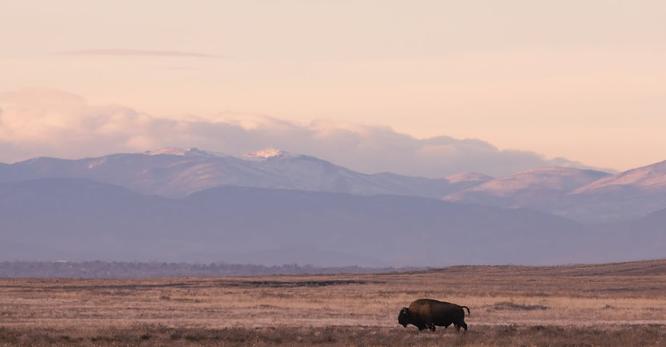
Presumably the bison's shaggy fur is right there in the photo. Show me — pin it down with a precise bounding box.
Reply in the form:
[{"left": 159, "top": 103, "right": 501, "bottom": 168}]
[{"left": 398, "top": 298, "right": 470, "bottom": 332}]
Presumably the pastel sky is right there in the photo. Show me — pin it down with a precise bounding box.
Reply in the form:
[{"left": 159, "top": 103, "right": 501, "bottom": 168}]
[{"left": 1, "top": 0, "right": 665, "bottom": 172}]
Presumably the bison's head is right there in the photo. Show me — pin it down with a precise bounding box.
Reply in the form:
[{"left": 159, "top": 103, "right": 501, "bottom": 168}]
[{"left": 398, "top": 307, "right": 410, "bottom": 327}]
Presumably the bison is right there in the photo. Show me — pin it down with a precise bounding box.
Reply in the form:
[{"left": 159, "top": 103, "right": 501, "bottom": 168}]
[{"left": 398, "top": 298, "right": 470, "bottom": 332}]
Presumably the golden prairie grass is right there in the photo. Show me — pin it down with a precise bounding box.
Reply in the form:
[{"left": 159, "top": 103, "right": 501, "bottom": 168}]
[
  {"left": 2, "top": 325, "right": 666, "bottom": 347},
  {"left": 1, "top": 259, "right": 666, "bottom": 345}
]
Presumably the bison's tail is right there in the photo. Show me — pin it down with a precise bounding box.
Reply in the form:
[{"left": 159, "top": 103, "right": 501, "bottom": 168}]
[{"left": 461, "top": 306, "right": 470, "bottom": 316}]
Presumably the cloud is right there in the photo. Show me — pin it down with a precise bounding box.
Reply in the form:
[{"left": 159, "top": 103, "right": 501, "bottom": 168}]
[
  {"left": 58, "top": 49, "right": 220, "bottom": 59},
  {"left": 0, "top": 89, "right": 589, "bottom": 177}
]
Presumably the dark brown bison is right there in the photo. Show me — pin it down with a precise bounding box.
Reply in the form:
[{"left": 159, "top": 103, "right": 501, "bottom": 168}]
[{"left": 398, "top": 298, "right": 470, "bottom": 332}]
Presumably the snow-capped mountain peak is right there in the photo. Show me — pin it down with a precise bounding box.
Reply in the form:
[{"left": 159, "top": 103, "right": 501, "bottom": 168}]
[
  {"left": 144, "top": 147, "right": 215, "bottom": 157},
  {"left": 144, "top": 147, "right": 189, "bottom": 156},
  {"left": 574, "top": 160, "right": 666, "bottom": 193},
  {"left": 245, "top": 147, "right": 289, "bottom": 160},
  {"left": 458, "top": 167, "right": 610, "bottom": 196}
]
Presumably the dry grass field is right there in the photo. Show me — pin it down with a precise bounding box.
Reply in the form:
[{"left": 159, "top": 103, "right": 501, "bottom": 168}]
[{"left": 2, "top": 259, "right": 666, "bottom": 346}]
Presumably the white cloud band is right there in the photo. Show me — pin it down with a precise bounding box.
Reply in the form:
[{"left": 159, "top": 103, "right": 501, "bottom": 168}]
[{"left": 0, "top": 89, "right": 585, "bottom": 177}]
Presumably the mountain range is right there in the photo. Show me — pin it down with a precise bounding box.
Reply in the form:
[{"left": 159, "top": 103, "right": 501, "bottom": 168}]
[
  {"left": 446, "top": 161, "right": 666, "bottom": 222},
  {"left": 0, "top": 148, "right": 481, "bottom": 199},
  {"left": 2, "top": 148, "right": 666, "bottom": 222},
  {"left": 0, "top": 148, "right": 665, "bottom": 266}
]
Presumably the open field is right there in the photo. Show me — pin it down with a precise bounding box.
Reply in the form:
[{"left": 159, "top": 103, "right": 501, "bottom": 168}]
[{"left": 2, "top": 259, "right": 666, "bottom": 346}]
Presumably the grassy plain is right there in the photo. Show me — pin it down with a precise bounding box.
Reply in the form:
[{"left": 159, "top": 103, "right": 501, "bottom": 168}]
[{"left": 1, "top": 259, "right": 666, "bottom": 346}]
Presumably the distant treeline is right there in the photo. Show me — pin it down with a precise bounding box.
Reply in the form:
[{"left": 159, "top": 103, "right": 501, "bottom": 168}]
[{"left": 0, "top": 261, "right": 414, "bottom": 278}]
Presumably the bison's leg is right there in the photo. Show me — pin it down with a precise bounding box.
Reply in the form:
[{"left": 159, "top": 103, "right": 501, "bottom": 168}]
[
  {"left": 428, "top": 323, "right": 436, "bottom": 332},
  {"left": 454, "top": 321, "right": 468, "bottom": 332}
]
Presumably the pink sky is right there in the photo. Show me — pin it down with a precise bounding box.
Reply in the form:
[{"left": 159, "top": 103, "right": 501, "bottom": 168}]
[{"left": 1, "top": 1, "right": 665, "bottom": 171}]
